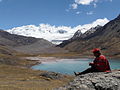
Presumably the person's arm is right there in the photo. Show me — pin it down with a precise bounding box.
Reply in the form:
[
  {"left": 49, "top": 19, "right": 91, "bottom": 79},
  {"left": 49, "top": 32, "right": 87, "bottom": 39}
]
[{"left": 89, "top": 62, "right": 95, "bottom": 67}]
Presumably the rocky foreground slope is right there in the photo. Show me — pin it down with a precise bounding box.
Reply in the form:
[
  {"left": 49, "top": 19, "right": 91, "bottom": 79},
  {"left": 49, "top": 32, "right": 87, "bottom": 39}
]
[{"left": 57, "top": 71, "right": 120, "bottom": 90}]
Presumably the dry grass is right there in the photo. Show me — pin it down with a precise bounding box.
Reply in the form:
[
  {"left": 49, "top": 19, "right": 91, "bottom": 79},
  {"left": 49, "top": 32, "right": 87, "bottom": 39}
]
[
  {"left": 0, "top": 51, "right": 74, "bottom": 90},
  {"left": 0, "top": 64, "right": 74, "bottom": 90},
  {"left": 37, "top": 52, "right": 81, "bottom": 58}
]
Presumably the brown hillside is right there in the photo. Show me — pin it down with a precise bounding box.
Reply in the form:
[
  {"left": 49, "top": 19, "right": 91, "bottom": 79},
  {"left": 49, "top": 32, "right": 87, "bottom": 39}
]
[{"left": 58, "top": 15, "right": 120, "bottom": 57}]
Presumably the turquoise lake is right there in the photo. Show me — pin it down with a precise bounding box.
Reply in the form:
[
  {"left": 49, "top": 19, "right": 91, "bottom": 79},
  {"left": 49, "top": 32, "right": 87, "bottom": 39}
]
[{"left": 32, "top": 58, "right": 120, "bottom": 75}]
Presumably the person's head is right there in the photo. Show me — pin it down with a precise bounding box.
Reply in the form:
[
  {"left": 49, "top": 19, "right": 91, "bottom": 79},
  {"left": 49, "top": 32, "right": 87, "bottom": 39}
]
[{"left": 92, "top": 48, "right": 101, "bottom": 57}]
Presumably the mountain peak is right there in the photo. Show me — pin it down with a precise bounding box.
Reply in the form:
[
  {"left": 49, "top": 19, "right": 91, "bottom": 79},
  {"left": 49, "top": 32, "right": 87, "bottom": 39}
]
[{"left": 116, "top": 14, "right": 120, "bottom": 19}]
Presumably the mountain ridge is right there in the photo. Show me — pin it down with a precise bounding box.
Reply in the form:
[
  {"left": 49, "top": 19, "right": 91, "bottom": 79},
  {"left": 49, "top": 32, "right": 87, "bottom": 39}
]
[
  {"left": 0, "top": 30, "right": 67, "bottom": 54},
  {"left": 58, "top": 14, "right": 120, "bottom": 57},
  {"left": 57, "top": 25, "right": 102, "bottom": 48},
  {"left": 6, "top": 18, "right": 109, "bottom": 44}
]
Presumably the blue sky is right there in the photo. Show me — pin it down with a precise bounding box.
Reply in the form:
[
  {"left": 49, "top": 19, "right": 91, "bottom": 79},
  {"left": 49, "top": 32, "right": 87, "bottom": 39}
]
[{"left": 0, "top": 0, "right": 120, "bottom": 29}]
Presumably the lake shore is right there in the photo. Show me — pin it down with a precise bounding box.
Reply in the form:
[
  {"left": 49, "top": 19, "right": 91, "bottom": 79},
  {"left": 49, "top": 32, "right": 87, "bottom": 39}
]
[
  {"left": 23, "top": 56, "right": 92, "bottom": 66},
  {"left": 23, "top": 55, "right": 120, "bottom": 75},
  {"left": 22, "top": 54, "right": 120, "bottom": 67}
]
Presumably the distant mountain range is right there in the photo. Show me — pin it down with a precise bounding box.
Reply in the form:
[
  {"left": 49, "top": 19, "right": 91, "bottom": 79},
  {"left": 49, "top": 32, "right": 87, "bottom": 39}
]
[
  {"left": 0, "top": 30, "right": 67, "bottom": 54},
  {"left": 58, "top": 14, "right": 120, "bottom": 58},
  {"left": 6, "top": 18, "right": 109, "bottom": 44},
  {"left": 0, "top": 15, "right": 119, "bottom": 58}
]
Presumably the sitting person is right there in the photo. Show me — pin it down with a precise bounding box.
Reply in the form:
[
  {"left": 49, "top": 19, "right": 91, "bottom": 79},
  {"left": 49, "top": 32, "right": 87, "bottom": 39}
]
[{"left": 74, "top": 48, "right": 111, "bottom": 76}]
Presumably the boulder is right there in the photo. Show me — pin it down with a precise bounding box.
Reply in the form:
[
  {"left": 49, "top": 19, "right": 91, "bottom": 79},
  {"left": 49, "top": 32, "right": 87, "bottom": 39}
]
[
  {"left": 39, "top": 72, "right": 64, "bottom": 80},
  {"left": 56, "top": 71, "right": 120, "bottom": 90}
]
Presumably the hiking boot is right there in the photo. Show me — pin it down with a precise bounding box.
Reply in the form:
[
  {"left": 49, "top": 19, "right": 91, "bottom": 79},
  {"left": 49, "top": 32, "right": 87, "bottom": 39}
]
[{"left": 74, "top": 72, "right": 81, "bottom": 76}]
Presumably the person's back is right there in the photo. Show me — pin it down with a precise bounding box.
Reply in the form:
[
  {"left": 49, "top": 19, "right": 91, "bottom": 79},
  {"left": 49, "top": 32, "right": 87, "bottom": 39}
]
[{"left": 93, "top": 55, "right": 111, "bottom": 72}]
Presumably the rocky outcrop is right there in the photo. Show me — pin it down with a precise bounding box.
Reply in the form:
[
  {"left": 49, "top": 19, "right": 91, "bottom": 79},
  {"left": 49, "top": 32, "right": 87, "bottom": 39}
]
[
  {"left": 72, "top": 25, "right": 102, "bottom": 40},
  {"left": 39, "top": 72, "right": 65, "bottom": 80},
  {"left": 57, "top": 71, "right": 120, "bottom": 90}
]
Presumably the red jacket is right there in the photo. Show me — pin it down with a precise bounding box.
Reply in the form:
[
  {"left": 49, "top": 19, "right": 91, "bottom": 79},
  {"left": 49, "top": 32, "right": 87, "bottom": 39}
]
[{"left": 92, "top": 55, "right": 111, "bottom": 72}]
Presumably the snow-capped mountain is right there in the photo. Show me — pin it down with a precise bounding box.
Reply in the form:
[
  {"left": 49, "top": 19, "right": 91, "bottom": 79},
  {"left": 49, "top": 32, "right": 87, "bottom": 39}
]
[
  {"left": 6, "top": 18, "right": 109, "bottom": 44},
  {"left": 71, "top": 25, "right": 102, "bottom": 40}
]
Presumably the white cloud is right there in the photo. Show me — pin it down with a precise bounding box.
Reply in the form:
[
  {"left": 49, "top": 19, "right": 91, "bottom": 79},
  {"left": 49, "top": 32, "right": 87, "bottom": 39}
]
[
  {"left": 76, "top": 11, "right": 81, "bottom": 14},
  {"left": 69, "top": 0, "right": 98, "bottom": 11},
  {"left": 75, "top": 0, "right": 97, "bottom": 5},
  {"left": 93, "top": 3, "right": 97, "bottom": 8},
  {"left": 71, "top": 3, "right": 78, "bottom": 9},
  {"left": 70, "top": 0, "right": 111, "bottom": 10},
  {"left": 86, "top": 11, "right": 94, "bottom": 15}
]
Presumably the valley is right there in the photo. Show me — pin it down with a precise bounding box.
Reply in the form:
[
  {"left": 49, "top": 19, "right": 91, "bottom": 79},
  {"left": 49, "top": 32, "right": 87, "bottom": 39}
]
[{"left": 0, "top": 14, "right": 120, "bottom": 90}]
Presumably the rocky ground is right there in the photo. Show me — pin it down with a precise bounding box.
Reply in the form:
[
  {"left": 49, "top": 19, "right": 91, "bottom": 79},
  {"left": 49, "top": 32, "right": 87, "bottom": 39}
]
[{"left": 57, "top": 70, "right": 120, "bottom": 90}]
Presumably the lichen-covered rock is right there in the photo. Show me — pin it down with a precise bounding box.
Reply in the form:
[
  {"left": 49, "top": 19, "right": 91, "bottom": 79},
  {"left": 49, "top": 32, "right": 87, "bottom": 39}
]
[
  {"left": 56, "top": 71, "right": 120, "bottom": 90},
  {"left": 39, "top": 72, "right": 64, "bottom": 80}
]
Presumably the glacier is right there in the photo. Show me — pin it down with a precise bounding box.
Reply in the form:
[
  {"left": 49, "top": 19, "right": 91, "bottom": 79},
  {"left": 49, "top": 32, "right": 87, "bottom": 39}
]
[{"left": 6, "top": 18, "right": 109, "bottom": 44}]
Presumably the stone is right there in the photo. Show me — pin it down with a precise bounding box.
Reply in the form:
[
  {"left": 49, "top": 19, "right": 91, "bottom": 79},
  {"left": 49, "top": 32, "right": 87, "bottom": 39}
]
[
  {"left": 56, "top": 71, "right": 120, "bottom": 90},
  {"left": 39, "top": 71, "right": 64, "bottom": 80}
]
